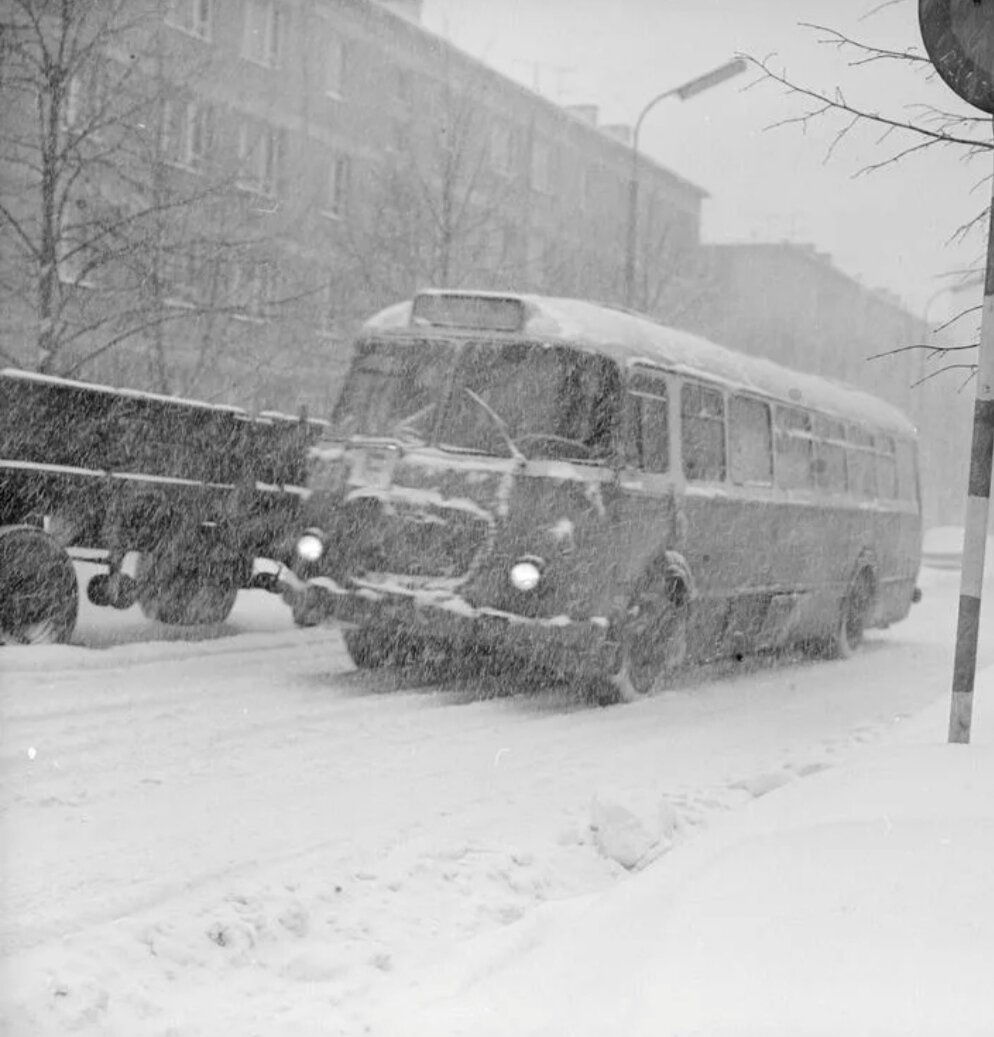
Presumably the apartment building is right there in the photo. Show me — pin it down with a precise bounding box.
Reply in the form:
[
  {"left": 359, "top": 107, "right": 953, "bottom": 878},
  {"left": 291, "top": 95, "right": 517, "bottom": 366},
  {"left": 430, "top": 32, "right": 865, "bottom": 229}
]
[{"left": 0, "top": 0, "right": 706, "bottom": 413}]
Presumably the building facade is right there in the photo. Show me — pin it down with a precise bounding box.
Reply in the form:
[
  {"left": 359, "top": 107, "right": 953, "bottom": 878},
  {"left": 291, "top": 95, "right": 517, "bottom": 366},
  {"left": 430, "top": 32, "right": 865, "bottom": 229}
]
[{"left": 0, "top": 0, "right": 705, "bottom": 413}]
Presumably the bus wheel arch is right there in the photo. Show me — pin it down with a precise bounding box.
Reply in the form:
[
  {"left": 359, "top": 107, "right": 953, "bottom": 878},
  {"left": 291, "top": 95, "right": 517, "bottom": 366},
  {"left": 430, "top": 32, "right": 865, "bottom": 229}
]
[
  {"left": 830, "top": 564, "right": 876, "bottom": 659},
  {"left": 603, "top": 551, "right": 694, "bottom": 703}
]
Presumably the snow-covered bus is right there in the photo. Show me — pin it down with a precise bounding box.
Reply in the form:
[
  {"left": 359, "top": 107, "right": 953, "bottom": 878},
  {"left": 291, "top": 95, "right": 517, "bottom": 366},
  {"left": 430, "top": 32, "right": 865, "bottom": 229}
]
[{"left": 283, "top": 290, "right": 922, "bottom": 701}]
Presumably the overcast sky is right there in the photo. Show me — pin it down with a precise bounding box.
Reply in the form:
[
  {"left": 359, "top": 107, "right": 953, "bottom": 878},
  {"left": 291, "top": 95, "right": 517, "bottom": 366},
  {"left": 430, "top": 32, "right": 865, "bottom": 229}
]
[{"left": 421, "top": 0, "right": 990, "bottom": 320}]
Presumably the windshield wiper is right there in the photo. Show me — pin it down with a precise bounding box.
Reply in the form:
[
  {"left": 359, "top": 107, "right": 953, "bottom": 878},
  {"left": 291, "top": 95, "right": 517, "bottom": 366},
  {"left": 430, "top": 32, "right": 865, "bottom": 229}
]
[{"left": 462, "top": 389, "right": 525, "bottom": 462}]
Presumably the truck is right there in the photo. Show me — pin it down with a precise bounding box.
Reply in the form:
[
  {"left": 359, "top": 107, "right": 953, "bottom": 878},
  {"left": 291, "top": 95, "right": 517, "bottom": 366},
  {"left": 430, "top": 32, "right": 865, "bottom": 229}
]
[{"left": 0, "top": 368, "right": 321, "bottom": 645}]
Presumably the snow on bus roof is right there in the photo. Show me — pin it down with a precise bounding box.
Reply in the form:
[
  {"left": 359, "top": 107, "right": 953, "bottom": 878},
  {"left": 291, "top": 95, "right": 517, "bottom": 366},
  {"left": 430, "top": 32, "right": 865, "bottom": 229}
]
[
  {"left": 361, "top": 291, "right": 916, "bottom": 436},
  {"left": 0, "top": 367, "right": 246, "bottom": 415}
]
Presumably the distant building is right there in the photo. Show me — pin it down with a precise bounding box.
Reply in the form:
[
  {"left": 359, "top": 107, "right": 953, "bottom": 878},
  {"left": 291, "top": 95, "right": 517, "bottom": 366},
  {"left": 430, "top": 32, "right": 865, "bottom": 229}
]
[{"left": 692, "top": 241, "right": 971, "bottom": 527}]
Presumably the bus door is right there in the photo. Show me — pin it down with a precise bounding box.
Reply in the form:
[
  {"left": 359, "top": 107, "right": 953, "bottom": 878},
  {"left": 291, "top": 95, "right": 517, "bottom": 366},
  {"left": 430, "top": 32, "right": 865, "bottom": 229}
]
[
  {"left": 611, "top": 368, "right": 679, "bottom": 589},
  {"left": 680, "top": 383, "right": 781, "bottom": 656}
]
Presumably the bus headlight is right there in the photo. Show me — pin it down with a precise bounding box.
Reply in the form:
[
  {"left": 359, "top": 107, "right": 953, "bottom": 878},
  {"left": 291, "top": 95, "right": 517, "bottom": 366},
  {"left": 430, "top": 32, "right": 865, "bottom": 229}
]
[
  {"left": 509, "top": 556, "right": 543, "bottom": 592},
  {"left": 296, "top": 529, "right": 326, "bottom": 563}
]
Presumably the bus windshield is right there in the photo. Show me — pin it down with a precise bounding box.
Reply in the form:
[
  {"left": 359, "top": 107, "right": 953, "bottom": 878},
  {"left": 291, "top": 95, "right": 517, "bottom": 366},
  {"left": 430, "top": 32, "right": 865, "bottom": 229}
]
[
  {"left": 438, "top": 342, "right": 620, "bottom": 461},
  {"left": 330, "top": 340, "right": 453, "bottom": 442}
]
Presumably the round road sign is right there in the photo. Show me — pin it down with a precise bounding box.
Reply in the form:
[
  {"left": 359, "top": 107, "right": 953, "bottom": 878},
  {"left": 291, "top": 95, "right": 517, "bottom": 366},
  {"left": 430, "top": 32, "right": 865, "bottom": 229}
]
[{"left": 920, "top": 0, "right": 994, "bottom": 113}]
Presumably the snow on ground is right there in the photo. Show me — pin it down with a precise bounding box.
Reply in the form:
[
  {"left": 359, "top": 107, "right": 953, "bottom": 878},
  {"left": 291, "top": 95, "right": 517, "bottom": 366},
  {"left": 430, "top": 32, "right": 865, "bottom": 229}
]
[
  {"left": 0, "top": 562, "right": 992, "bottom": 1035},
  {"left": 920, "top": 526, "right": 994, "bottom": 572},
  {"left": 375, "top": 712, "right": 994, "bottom": 1037}
]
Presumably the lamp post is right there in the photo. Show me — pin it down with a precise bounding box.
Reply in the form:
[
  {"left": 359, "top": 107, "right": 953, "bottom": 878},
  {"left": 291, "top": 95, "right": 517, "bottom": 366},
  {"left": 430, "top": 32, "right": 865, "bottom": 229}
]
[{"left": 623, "top": 57, "right": 747, "bottom": 310}]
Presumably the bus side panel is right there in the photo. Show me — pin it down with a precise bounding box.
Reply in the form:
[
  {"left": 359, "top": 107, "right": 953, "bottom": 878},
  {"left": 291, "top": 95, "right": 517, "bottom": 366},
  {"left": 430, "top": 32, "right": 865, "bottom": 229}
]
[
  {"left": 679, "top": 490, "right": 782, "bottom": 659},
  {"left": 868, "top": 505, "right": 921, "bottom": 626},
  {"left": 770, "top": 500, "right": 920, "bottom": 640},
  {"left": 772, "top": 500, "right": 869, "bottom": 639},
  {"left": 679, "top": 491, "right": 921, "bottom": 655}
]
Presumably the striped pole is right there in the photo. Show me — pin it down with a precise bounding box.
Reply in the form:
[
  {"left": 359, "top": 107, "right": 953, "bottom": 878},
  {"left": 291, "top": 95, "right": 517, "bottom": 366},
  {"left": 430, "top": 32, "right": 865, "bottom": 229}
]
[{"left": 949, "top": 125, "right": 994, "bottom": 744}]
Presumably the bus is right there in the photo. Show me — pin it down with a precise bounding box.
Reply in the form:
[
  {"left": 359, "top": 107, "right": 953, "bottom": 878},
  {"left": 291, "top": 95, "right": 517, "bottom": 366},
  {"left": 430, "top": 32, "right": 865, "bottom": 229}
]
[{"left": 281, "top": 290, "right": 922, "bottom": 702}]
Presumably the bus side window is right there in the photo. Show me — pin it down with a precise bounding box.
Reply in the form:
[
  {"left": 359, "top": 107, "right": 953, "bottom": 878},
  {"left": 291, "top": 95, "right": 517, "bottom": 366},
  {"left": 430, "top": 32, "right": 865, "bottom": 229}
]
[
  {"left": 813, "top": 417, "right": 847, "bottom": 492},
  {"left": 729, "top": 395, "right": 772, "bottom": 485},
  {"left": 846, "top": 424, "right": 877, "bottom": 499},
  {"left": 896, "top": 439, "right": 918, "bottom": 501},
  {"left": 681, "top": 382, "right": 725, "bottom": 482},
  {"left": 875, "top": 434, "right": 897, "bottom": 499},
  {"left": 774, "top": 405, "right": 813, "bottom": 490},
  {"left": 627, "top": 373, "right": 669, "bottom": 473}
]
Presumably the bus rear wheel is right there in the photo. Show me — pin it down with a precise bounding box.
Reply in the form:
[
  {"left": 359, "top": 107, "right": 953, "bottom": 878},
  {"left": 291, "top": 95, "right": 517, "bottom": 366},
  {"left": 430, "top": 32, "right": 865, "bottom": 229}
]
[
  {"left": 603, "top": 575, "right": 689, "bottom": 703},
  {"left": 830, "top": 569, "right": 874, "bottom": 659}
]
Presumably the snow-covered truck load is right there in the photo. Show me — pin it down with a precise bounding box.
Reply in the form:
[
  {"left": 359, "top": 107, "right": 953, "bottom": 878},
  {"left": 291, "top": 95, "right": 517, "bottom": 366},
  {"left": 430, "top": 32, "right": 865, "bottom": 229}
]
[{"left": 0, "top": 368, "right": 324, "bottom": 644}]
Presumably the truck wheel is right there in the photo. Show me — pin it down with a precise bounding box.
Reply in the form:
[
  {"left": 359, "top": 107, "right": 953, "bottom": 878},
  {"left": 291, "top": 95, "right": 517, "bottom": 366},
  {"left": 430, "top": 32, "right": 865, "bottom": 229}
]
[
  {"left": 0, "top": 526, "right": 78, "bottom": 645},
  {"left": 137, "top": 536, "right": 241, "bottom": 626}
]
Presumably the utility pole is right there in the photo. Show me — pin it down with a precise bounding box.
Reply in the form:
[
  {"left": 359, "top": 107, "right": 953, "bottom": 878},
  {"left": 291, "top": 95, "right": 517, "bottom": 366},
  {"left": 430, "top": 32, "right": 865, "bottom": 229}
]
[{"left": 919, "top": 0, "right": 994, "bottom": 743}]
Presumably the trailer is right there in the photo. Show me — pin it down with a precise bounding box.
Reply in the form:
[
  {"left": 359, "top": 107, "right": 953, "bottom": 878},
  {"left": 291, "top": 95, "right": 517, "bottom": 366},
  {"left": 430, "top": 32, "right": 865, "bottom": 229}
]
[{"left": 0, "top": 368, "right": 322, "bottom": 644}]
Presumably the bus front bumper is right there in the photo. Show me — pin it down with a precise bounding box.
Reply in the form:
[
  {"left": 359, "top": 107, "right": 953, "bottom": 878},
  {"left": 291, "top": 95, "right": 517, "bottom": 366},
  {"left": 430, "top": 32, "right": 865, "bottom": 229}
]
[{"left": 280, "top": 570, "right": 618, "bottom": 675}]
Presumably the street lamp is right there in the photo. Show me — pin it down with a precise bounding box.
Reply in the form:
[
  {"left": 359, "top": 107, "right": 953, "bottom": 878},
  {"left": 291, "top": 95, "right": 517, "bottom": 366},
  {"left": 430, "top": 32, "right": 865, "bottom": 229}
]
[{"left": 623, "top": 57, "right": 747, "bottom": 310}]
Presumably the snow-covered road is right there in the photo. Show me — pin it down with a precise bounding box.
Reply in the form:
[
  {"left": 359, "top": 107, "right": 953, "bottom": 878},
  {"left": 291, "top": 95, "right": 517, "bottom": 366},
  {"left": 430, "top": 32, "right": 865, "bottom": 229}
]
[{"left": 0, "top": 563, "right": 989, "bottom": 1035}]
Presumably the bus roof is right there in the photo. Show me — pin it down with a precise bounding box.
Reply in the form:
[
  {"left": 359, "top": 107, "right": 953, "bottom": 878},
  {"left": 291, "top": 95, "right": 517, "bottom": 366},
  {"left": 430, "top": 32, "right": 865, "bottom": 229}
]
[{"left": 361, "top": 291, "right": 917, "bottom": 437}]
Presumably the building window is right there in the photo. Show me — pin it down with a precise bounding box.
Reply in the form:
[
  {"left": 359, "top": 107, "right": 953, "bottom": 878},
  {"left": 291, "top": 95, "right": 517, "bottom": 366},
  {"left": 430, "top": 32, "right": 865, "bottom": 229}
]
[
  {"left": 318, "top": 279, "right": 339, "bottom": 336},
  {"left": 57, "top": 205, "right": 85, "bottom": 286},
  {"left": 388, "top": 116, "right": 408, "bottom": 152},
  {"left": 237, "top": 119, "right": 285, "bottom": 198},
  {"left": 243, "top": 0, "right": 282, "bottom": 67},
  {"left": 322, "top": 153, "right": 350, "bottom": 218},
  {"left": 491, "top": 121, "right": 513, "bottom": 177},
  {"left": 530, "top": 139, "right": 552, "bottom": 194},
  {"left": 166, "top": 0, "right": 213, "bottom": 41},
  {"left": 64, "top": 74, "right": 84, "bottom": 129},
  {"left": 64, "top": 64, "right": 113, "bottom": 134},
  {"left": 394, "top": 66, "right": 411, "bottom": 107},
  {"left": 230, "top": 256, "right": 275, "bottom": 320},
  {"left": 162, "top": 98, "right": 215, "bottom": 171},
  {"left": 323, "top": 35, "right": 346, "bottom": 97},
  {"left": 526, "top": 233, "right": 547, "bottom": 282},
  {"left": 162, "top": 248, "right": 205, "bottom": 307}
]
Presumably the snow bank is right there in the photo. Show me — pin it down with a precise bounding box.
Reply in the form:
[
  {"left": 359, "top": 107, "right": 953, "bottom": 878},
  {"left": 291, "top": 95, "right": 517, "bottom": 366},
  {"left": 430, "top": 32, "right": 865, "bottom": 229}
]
[{"left": 376, "top": 677, "right": 994, "bottom": 1037}]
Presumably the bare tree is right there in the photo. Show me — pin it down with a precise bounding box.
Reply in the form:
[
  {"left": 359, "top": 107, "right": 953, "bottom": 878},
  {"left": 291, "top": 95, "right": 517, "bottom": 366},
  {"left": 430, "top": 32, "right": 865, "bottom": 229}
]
[
  {"left": 746, "top": 2, "right": 991, "bottom": 376},
  {"left": 339, "top": 64, "right": 529, "bottom": 312},
  {"left": 0, "top": 0, "right": 315, "bottom": 399}
]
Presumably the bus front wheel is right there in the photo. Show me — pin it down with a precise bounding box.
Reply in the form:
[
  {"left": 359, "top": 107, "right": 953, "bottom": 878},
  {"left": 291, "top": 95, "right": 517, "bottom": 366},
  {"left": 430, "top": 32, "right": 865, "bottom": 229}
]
[{"left": 604, "top": 574, "right": 689, "bottom": 703}]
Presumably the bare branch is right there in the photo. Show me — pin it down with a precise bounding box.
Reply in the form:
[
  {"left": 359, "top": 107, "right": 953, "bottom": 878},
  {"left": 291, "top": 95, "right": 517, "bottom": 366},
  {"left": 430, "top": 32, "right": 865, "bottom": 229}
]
[
  {"left": 798, "top": 22, "right": 930, "bottom": 67},
  {"left": 749, "top": 54, "right": 991, "bottom": 155}
]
